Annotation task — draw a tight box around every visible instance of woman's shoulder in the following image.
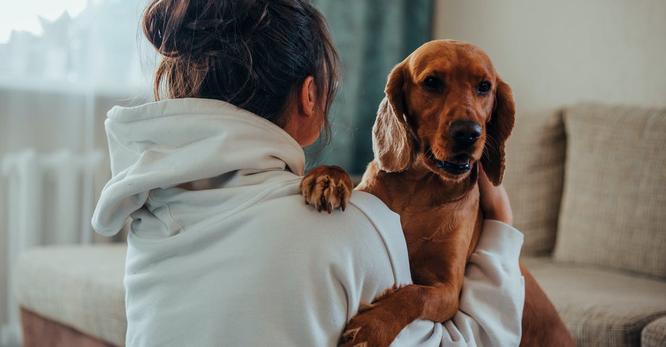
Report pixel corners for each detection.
[346,192,407,254]
[245,189,413,297]
[346,192,411,281]
[257,189,402,241]
[251,190,410,277]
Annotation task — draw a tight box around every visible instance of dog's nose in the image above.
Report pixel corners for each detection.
[450,120,482,146]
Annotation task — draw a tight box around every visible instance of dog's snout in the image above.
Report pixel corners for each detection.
[449,120,482,146]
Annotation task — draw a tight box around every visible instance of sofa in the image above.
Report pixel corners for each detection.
[503,103,666,346]
[14,103,666,346]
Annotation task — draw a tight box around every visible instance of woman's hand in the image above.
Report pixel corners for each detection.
[478,166,513,225]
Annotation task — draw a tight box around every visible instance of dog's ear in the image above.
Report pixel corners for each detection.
[372,62,415,172]
[482,77,515,186]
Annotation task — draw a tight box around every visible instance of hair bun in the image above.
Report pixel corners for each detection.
[142,0,272,58]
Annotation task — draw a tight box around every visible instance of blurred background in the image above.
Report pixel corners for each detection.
[1,1,665,346]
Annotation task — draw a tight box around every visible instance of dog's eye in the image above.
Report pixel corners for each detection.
[423,76,443,92]
[477,80,492,95]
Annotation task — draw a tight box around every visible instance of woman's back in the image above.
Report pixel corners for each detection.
[93,98,403,346]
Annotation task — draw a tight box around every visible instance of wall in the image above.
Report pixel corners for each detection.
[433,0,666,114]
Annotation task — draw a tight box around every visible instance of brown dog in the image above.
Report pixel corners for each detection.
[301,40,573,347]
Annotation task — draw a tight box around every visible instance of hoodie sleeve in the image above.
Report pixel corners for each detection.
[350,193,524,347]
[462,220,525,346]
[382,220,525,347]
[439,220,525,346]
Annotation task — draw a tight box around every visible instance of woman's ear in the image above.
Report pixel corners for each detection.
[481,77,515,186]
[284,76,322,147]
[299,76,317,117]
[372,62,415,172]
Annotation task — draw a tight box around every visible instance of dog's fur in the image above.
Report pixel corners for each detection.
[301,40,573,347]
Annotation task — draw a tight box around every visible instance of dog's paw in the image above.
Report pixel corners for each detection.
[300,165,352,213]
[338,309,394,347]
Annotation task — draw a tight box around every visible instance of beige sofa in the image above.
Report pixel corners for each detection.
[15,103,666,346]
[504,103,666,347]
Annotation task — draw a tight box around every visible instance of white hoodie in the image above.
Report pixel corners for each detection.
[92,98,524,347]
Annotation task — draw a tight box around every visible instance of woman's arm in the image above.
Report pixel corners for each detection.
[349,167,524,346]
[454,221,524,346]
[387,220,524,347]
[347,203,524,347]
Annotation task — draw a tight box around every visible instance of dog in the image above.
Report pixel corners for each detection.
[301,40,574,347]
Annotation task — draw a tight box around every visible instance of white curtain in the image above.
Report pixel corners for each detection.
[0,1,152,345]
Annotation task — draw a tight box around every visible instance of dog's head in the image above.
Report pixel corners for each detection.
[372,40,515,185]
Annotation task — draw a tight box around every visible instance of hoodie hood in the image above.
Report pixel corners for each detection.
[92,98,305,236]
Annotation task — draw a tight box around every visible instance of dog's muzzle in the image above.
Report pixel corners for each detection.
[436,159,471,174]
[427,150,473,175]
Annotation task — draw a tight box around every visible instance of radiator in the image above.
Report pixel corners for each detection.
[0,149,103,346]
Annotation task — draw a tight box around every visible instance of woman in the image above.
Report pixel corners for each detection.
[92,0,524,346]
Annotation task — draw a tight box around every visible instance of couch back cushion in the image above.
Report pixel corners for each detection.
[503,111,566,256]
[554,103,666,278]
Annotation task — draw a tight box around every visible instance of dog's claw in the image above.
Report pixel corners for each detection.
[340,327,362,344]
[300,166,352,214]
[338,310,393,347]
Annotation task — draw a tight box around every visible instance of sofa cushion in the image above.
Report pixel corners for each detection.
[15,245,126,346]
[503,111,566,256]
[523,257,666,347]
[553,103,666,278]
[642,316,666,347]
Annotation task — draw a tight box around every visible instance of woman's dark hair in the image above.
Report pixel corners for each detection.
[142,0,340,126]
